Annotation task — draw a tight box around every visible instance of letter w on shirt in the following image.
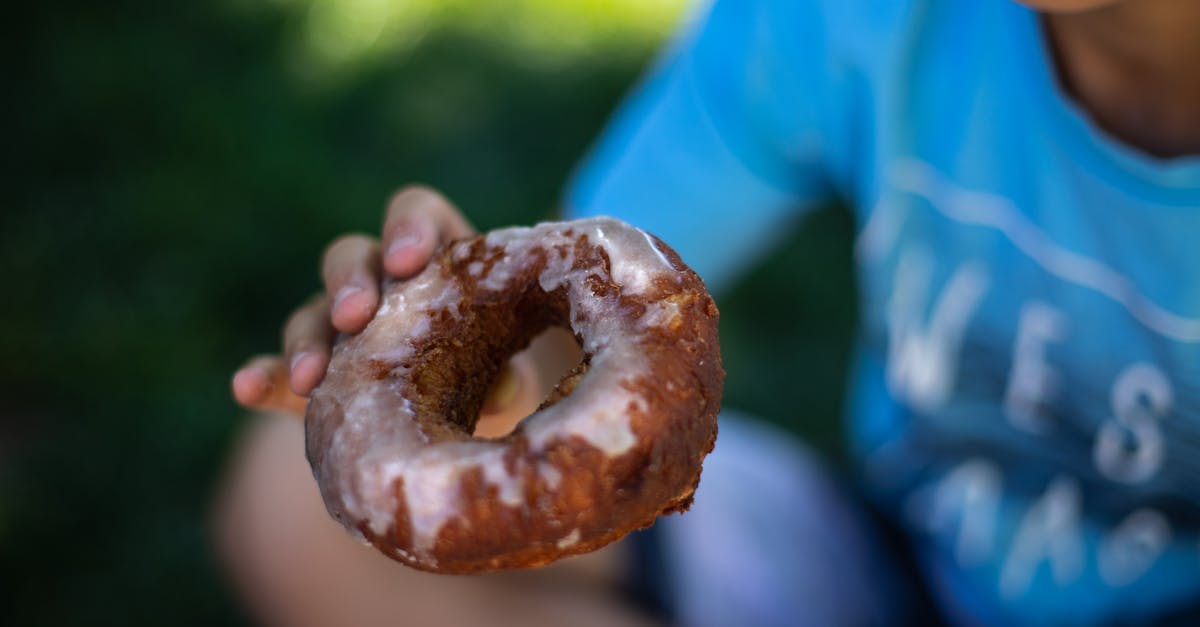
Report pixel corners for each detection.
[886,245,990,413]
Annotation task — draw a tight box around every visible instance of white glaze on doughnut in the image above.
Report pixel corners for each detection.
[313,217,686,557]
[639,299,682,329]
[538,461,562,490]
[556,529,581,549]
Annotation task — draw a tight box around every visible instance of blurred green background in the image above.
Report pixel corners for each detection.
[3,0,856,624]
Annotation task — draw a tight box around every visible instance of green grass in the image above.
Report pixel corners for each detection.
[4,1,856,624]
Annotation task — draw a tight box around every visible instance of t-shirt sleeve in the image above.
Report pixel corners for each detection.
[565,0,842,293]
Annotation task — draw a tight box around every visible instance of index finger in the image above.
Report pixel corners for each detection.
[381,186,476,278]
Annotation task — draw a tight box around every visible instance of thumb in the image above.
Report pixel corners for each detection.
[475,354,540,437]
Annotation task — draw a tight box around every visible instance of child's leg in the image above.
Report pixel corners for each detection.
[212,412,661,627]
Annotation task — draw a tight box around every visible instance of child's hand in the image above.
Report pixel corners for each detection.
[231,186,534,424]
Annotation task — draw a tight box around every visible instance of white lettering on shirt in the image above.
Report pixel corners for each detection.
[1093,362,1173,485]
[908,458,1002,567]
[1004,301,1069,434]
[999,476,1085,599]
[1098,508,1172,586]
[886,247,990,413]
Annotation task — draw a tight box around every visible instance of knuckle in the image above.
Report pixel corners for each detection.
[282,309,307,343]
[282,297,324,340]
[322,233,375,265]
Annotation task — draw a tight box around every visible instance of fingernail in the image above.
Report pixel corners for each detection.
[387,226,422,258]
[333,284,362,313]
[290,352,309,376]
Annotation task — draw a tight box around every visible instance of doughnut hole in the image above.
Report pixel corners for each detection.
[398,284,555,437]
[397,236,618,441]
[473,326,584,438]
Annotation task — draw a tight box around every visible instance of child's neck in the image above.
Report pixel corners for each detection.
[1044,0,1200,158]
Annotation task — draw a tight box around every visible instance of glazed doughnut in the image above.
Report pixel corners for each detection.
[305,217,722,574]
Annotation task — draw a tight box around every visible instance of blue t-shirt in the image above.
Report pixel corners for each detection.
[565,0,1200,624]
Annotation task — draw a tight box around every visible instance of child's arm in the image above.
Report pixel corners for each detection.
[566,0,846,294]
